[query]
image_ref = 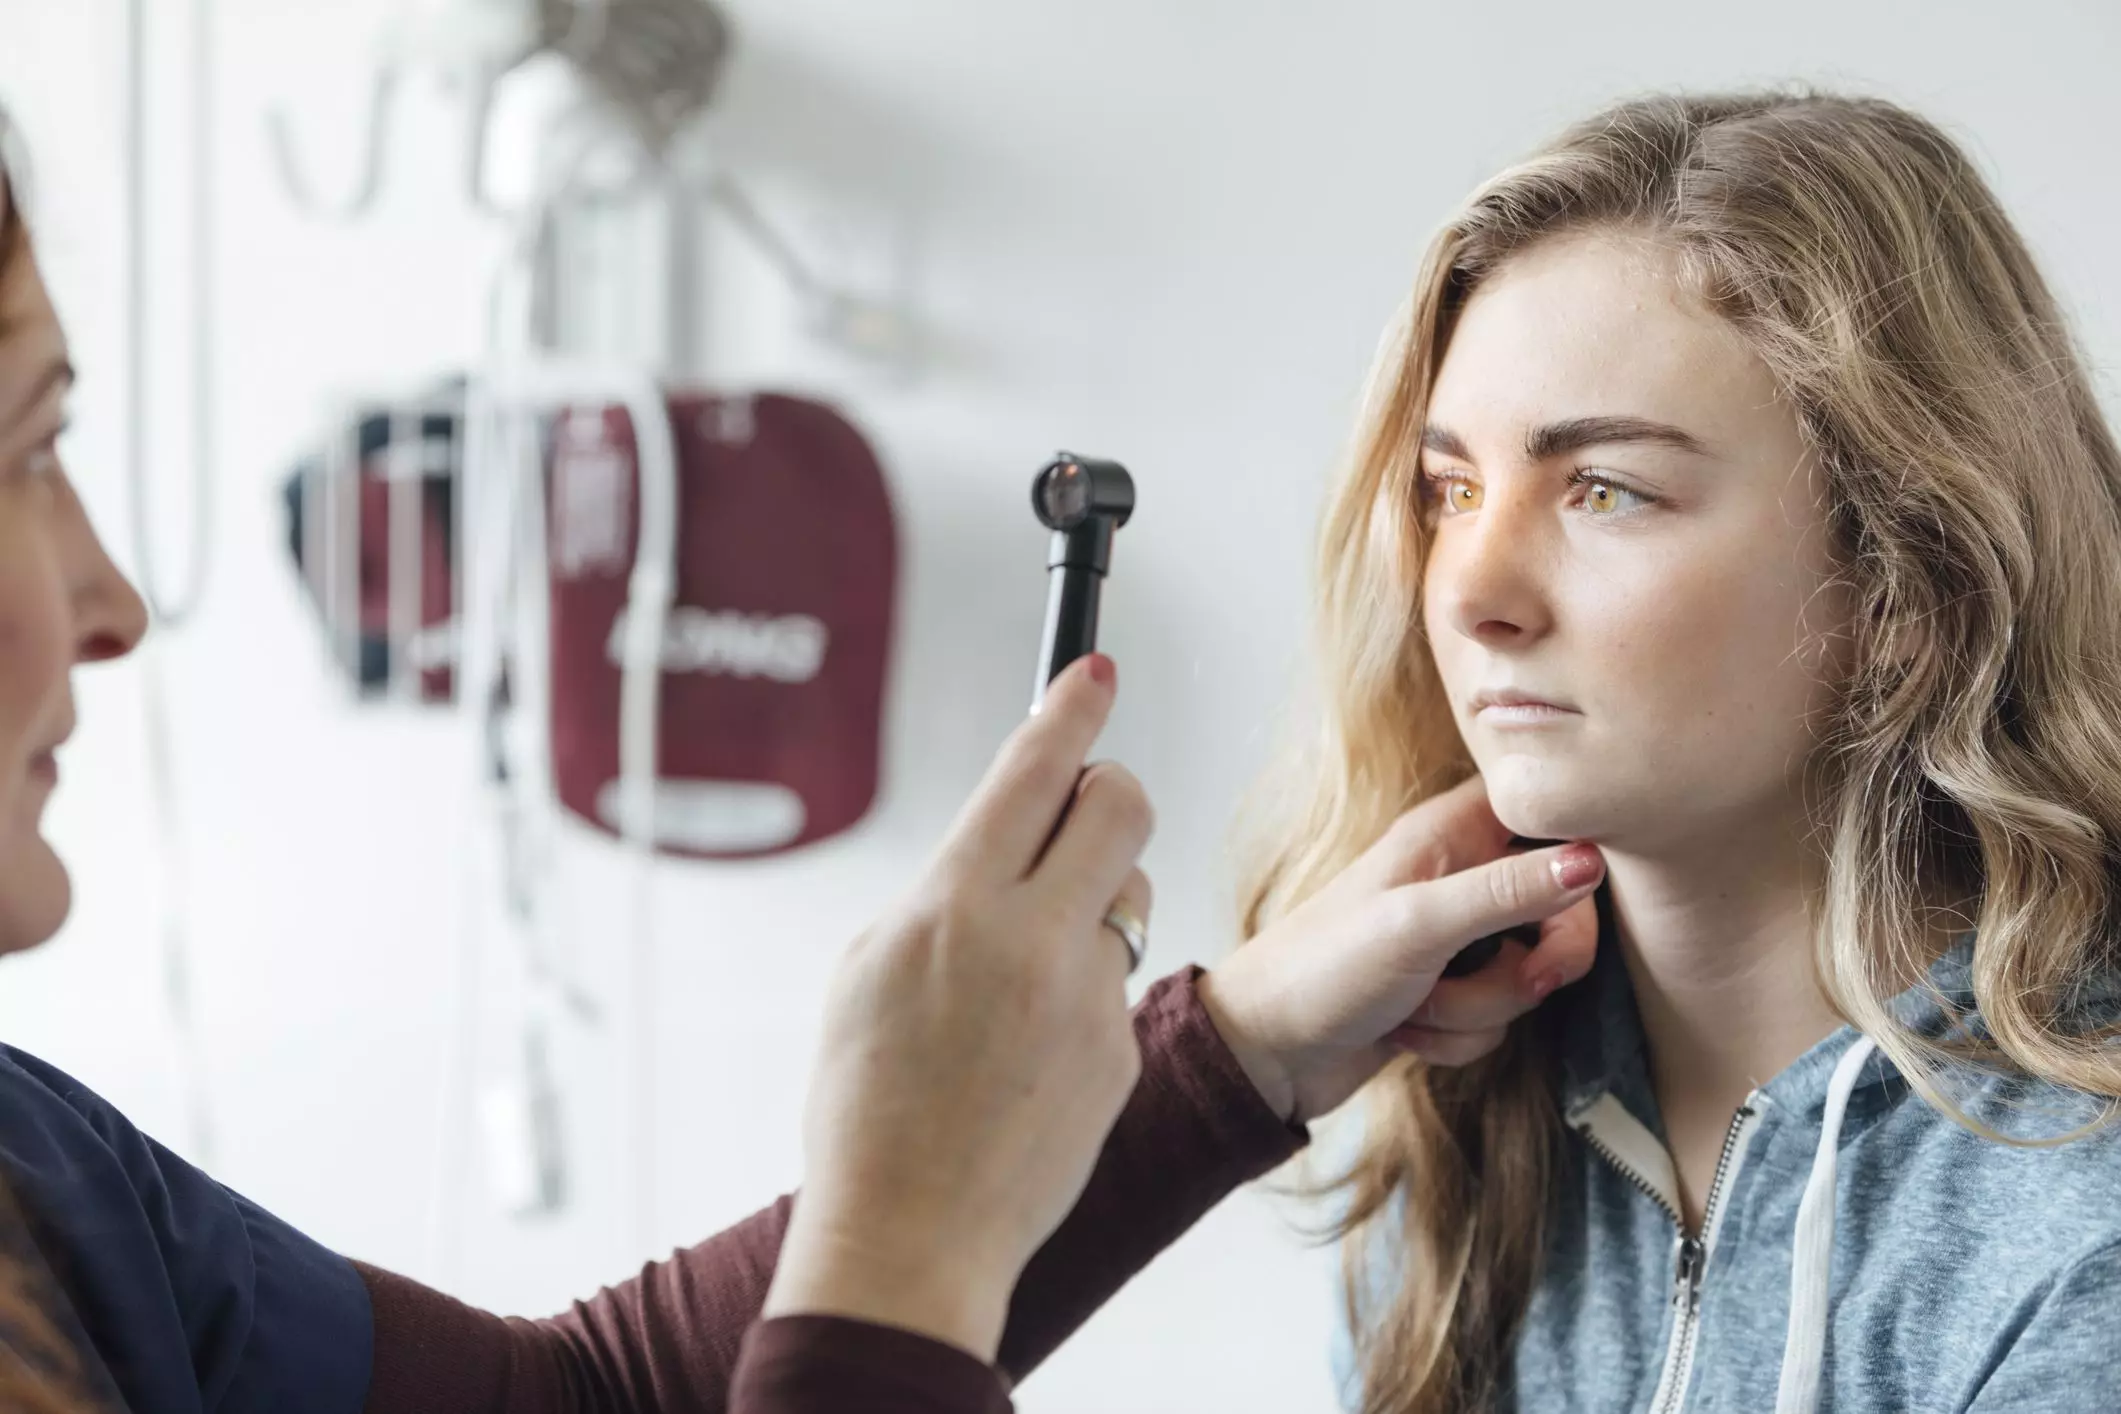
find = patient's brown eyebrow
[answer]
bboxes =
[1421,415,1713,463]
[1420,424,1473,461]
[1527,415,1710,460]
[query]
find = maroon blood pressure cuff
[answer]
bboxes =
[282,386,898,860]
[544,391,898,859]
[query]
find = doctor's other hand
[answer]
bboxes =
[764,654,1150,1364]
[1199,775,1604,1126]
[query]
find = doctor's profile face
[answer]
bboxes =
[1418,230,1856,857]
[0,191,147,954]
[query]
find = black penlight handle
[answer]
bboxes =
[1041,567,1102,688]
[1033,519,1116,709]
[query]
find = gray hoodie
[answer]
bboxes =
[1338,932,2121,1412]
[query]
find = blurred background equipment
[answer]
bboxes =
[271,3,905,1258]
[266,0,735,220]
[157,0,917,1259]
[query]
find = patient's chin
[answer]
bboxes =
[1490,795,1593,844]
[1479,757,1618,844]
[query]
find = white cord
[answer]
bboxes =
[385,406,422,701]
[474,359,676,1256]
[428,385,494,1286]
[139,645,215,1166]
[449,26,684,1258]
[122,0,219,1166]
[1774,1034,1878,1414]
[126,0,217,628]
[455,109,679,1259]
[613,373,677,1263]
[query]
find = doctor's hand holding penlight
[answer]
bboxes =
[765,653,1153,1362]
[761,455,1607,1374]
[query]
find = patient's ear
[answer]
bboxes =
[1876,608,1931,675]
[1854,581,1930,677]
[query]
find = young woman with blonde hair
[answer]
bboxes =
[1244,88,2121,1412]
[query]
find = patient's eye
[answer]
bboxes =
[1566,468,1655,517]
[1418,471,1481,520]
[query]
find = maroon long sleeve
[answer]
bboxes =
[357,966,1308,1414]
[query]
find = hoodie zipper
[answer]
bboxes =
[1571,1094,1764,1414]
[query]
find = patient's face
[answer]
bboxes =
[1418,230,1852,853]
[0,221,147,952]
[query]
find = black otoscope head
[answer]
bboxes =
[1032,453,1135,707]
[1033,455,1136,534]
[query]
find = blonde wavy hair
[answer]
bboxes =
[1238,89,2121,1414]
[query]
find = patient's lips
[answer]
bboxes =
[1471,687,1580,727]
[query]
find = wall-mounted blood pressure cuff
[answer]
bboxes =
[544,391,898,859]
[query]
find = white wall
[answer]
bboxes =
[2,2,2117,1409]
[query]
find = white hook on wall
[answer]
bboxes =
[265,65,402,221]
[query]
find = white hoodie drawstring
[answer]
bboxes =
[1774,1034,1878,1414]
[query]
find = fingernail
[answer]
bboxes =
[1551,844,1603,892]
[1085,654,1116,688]
[1524,969,1563,1003]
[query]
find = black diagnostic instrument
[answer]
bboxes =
[1030,452,1135,709]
